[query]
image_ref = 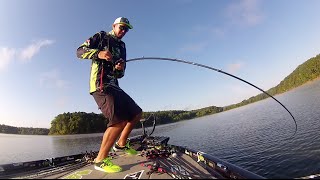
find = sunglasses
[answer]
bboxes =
[119,25,129,32]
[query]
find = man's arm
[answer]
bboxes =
[76,32,101,60]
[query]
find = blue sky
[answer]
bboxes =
[0,0,320,128]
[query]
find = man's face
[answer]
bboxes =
[113,24,129,39]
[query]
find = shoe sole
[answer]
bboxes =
[113,148,137,155]
[94,165,121,173]
[94,165,106,172]
[113,146,123,152]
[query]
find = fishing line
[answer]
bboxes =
[126,57,297,139]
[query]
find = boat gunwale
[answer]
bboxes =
[0,134,265,179]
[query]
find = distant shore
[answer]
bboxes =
[1,76,320,134]
[292,77,320,90]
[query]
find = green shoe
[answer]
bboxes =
[94,157,122,173]
[113,141,137,155]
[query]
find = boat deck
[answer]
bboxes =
[50,151,215,179]
[1,135,265,179]
[8,150,215,179]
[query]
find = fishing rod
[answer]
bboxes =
[126,57,297,139]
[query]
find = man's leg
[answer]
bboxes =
[117,112,142,146]
[95,120,127,162]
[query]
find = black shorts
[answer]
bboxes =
[92,87,142,127]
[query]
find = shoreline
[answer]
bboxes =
[285,76,320,93]
[1,76,320,135]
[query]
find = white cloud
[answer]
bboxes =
[191,25,227,38]
[227,62,244,74]
[19,39,54,62]
[0,47,15,70]
[180,0,264,55]
[178,42,208,54]
[39,69,69,89]
[225,0,264,27]
[56,96,68,107]
[0,39,54,71]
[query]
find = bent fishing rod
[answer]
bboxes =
[126,57,297,139]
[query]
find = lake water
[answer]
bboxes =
[1,79,320,179]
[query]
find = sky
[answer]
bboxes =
[0,0,320,128]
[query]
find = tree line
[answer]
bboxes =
[223,53,320,111]
[0,106,223,135]
[48,105,223,135]
[0,124,49,135]
[1,54,319,135]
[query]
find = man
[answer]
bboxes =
[76,17,142,173]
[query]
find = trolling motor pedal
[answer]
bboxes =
[144,136,170,146]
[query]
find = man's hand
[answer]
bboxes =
[115,59,125,70]
[98,50,113,61]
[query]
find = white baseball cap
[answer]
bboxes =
[113,17,133,29]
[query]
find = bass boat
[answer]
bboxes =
[0,116,267,179]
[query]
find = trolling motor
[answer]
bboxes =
[136,113,170,152]
[140,113,156,137]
